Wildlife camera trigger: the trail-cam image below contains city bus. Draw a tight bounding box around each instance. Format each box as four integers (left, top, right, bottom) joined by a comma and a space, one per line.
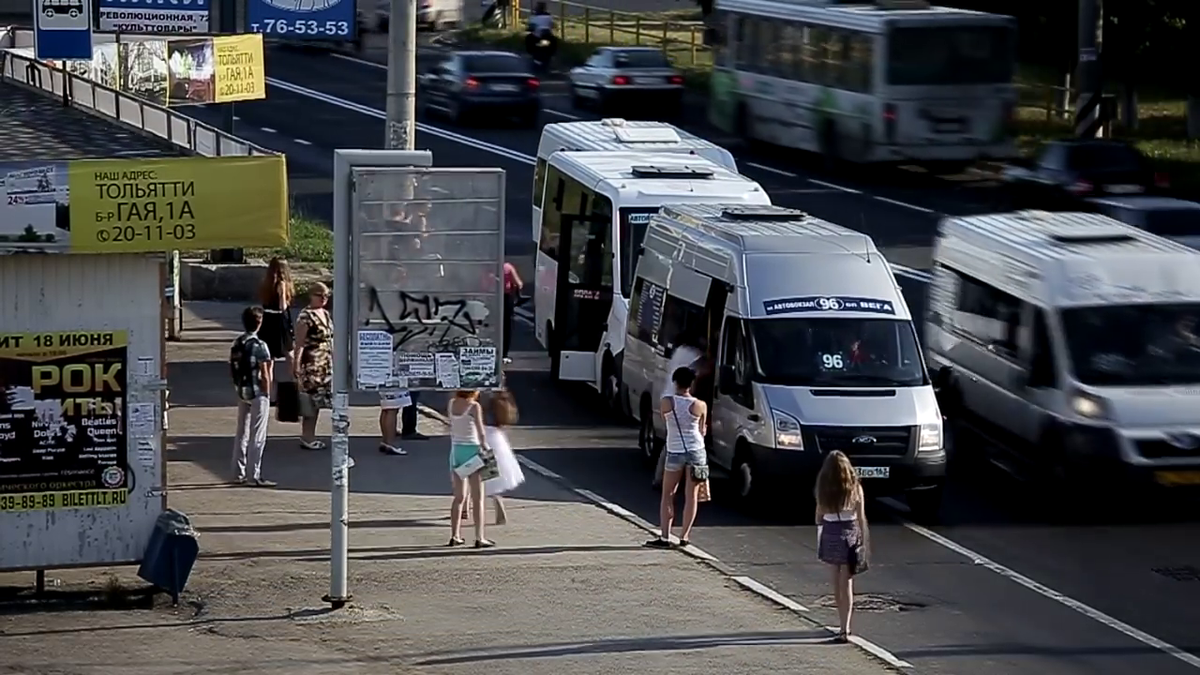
533, 150, 769, 413
707, 0, 1018, 170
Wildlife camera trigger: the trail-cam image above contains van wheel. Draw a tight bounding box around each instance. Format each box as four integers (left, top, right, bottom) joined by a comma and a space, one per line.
729, 445, 759, 509
907, 485, 944, 524
639, 397, 661, 465
820, 119, 840, 165
601, 354, 620, 414
547, 323, 561, 381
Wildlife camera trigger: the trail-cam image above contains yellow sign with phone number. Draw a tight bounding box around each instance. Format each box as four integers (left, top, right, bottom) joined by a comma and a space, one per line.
0, 490, 128, 513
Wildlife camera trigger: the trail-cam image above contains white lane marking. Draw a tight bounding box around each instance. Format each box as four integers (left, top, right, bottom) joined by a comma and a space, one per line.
294, 138, 313, 146
810, 178, 860, 193
731, 575, 810, 612
745, 161, 797, 178
266, 77, 538, 166
874, 195, 936, 214
545, 108, 581, 119
232, 115, 241, 121
330, 52, 386, 70
260, 127, 278, 133
893, 511, 1200, 670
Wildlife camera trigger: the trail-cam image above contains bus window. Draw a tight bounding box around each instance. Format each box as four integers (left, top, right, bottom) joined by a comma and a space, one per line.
886, 24, 1015, 86
822, 29, 845, 88
801, 25, 824, 84
846, 33, 873, 92
778, 23, 803, 81
539, 166, 567, 260
533, 158, 547, 211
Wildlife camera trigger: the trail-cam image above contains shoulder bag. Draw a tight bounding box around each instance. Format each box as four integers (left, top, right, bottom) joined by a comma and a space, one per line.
669, 397, 711, 502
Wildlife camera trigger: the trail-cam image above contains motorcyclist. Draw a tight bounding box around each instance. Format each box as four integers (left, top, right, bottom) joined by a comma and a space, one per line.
525, 2, 557, 65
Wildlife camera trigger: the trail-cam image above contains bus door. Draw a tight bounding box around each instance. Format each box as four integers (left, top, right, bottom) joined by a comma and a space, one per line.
552, 212, 613, 381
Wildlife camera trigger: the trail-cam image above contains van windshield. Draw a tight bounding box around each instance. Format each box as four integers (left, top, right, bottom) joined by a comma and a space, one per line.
1060, 303, 1200, 386
749, 317, 927, 387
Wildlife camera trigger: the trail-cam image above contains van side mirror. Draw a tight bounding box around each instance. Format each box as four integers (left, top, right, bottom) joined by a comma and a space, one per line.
931, 366, 952, 391
718, 365, 737, 395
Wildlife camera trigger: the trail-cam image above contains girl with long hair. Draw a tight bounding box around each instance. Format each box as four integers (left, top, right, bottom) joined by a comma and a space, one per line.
815, 451, 871, 642
257, 258, 294, 360
448, 390, 494, 548
481, 386, 524, 524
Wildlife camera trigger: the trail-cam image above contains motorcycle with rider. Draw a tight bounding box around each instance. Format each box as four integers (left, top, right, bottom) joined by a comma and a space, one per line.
525, 2, 557, 72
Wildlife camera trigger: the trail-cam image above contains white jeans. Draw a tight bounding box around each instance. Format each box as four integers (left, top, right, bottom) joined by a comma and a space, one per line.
234, 396, 270, 480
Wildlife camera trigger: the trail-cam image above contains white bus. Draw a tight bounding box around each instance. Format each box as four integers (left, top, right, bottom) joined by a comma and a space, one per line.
707, 0, 1018, 169
533, 150, 770, 412
532, 118, 738, 241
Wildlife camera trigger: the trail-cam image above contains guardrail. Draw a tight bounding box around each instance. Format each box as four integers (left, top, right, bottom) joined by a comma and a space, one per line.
0, 28, 278, 159
518, 0, 709, 67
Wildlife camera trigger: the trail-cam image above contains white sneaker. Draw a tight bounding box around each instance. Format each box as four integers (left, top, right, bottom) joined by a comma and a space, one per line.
502, 357, 513, 364
348, 456, 356, 469
378, 443, 407, 456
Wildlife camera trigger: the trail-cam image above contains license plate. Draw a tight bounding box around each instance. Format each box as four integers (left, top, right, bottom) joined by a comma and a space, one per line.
1107, 184, 1144, 194
490, 84, 519, 92
855, 466, 890, 479
634, 77, 663, 85
1155, 470, 1200, 487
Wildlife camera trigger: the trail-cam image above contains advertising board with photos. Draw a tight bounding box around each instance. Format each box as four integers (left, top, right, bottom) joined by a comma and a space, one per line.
0, 331, 129, 514
0, 155, 287, 254
352, 168, 506, 392
37, 33, 264, 106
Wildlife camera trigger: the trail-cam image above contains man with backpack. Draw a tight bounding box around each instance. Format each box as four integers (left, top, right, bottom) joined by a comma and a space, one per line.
231, 306, 277, 487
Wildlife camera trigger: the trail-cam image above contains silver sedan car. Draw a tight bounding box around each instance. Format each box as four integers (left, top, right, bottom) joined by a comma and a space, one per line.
568, 47, 685, 118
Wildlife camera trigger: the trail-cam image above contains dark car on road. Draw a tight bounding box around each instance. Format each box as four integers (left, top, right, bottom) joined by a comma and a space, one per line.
568, 47, 685, 117
1086, 195, 1200, 250
418, 51, 541, 127
1000, 139, 1170, 209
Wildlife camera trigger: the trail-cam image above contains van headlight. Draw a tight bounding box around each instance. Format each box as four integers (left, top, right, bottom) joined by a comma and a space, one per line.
773, 411, 804, 450
917, 421, 943, 454
1070, 390, 1110, 421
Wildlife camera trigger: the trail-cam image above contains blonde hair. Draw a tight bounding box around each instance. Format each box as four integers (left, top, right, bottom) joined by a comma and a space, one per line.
259, 258, 293, 308
308, 282, 329, 303
454, 390, 479, 400
489, 390, 518, 427
815, 451, 861, 513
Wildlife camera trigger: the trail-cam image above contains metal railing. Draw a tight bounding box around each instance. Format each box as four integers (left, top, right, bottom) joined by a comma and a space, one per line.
517, 1, 709, 66
0, 28, 278, 159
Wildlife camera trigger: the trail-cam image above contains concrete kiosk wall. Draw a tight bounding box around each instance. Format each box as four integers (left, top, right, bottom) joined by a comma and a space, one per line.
0, 253, 167, 571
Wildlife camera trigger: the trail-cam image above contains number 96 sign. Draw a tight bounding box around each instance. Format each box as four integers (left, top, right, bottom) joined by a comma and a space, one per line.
247, 0, 356, 40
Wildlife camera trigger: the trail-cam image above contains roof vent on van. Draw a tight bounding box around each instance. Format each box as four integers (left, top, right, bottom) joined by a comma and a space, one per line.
1049, 232, 1138, 245
600, 118, 628, 127
631, 165, 714, 179
613, 127, 682, 143
720, 205, 808, 220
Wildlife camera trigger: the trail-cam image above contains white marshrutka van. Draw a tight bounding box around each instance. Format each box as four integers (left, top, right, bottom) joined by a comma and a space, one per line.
533, 152, 770, 411
927, 210, 1200, 493
532, 118, 739, 242
624, 204, 947, 515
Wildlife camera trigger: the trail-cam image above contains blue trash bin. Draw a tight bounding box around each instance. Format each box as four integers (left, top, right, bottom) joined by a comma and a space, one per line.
137, 509, 199, 605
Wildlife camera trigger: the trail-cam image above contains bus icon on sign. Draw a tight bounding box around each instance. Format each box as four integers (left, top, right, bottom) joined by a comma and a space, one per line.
42, 0, 84, 19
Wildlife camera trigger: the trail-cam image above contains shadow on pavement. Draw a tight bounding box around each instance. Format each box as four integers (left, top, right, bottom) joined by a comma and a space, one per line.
411, 630, 834, 665
169, 434, 585, 503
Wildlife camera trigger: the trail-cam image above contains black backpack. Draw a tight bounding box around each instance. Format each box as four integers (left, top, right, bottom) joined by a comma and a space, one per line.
230, 335, 262, 391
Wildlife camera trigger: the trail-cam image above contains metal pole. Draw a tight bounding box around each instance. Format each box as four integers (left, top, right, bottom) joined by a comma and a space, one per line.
385, 0, 417, 150
1073, 0, 1103, 137
212, 0, 243, 263
326, 154, 353, 609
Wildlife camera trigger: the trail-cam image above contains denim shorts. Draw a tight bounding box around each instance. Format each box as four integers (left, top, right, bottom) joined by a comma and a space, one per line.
663, 449, 706, 473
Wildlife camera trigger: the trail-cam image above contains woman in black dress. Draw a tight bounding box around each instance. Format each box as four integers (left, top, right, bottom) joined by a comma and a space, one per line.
257, 258, 294, 360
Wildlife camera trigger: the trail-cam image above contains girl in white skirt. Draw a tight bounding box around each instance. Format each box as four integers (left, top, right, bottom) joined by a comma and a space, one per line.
483, 388, 524, 524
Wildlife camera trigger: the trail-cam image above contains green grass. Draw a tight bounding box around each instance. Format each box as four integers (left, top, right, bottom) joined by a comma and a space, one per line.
246, 216, 332, 265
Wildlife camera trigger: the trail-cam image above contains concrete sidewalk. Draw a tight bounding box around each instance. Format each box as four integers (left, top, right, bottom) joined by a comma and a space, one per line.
0, 303, 898, 675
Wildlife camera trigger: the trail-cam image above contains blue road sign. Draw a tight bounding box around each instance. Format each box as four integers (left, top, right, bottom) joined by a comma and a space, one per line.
247, 0, 356, 41
33, 0, 94, 60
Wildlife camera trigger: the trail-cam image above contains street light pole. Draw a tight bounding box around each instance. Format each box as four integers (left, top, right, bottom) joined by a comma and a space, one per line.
1074, 0, 1103, 138
385, 0, 417, 150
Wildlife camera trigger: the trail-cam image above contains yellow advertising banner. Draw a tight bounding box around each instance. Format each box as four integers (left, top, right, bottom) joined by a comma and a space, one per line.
62, 156, 288, 253
212, 35, 266, 103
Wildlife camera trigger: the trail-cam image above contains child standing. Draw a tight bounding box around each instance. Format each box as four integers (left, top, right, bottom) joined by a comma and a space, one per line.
483, 388, 524, 524
447, 390, 493, 548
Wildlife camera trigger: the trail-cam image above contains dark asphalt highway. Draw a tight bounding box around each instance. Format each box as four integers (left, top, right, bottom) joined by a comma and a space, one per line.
187, 45, 1200, 675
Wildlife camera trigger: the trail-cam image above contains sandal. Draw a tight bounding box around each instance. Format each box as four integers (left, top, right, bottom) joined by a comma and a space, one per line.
474, 539, 496, 549
447, 537, 464, 547
678, 539, 691, 548
643, 537, 673, 549
300, 440, 326, 451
